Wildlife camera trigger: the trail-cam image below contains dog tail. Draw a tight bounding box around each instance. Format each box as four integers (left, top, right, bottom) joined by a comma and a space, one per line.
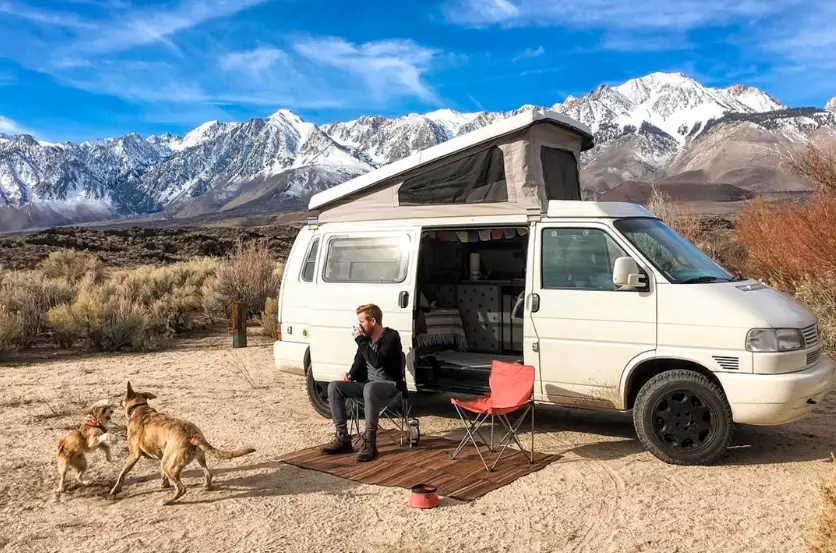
191, 436, 255, 460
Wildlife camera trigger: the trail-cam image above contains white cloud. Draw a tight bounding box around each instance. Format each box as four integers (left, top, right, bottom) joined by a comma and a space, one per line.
598, 34, 693, 53
291, 36, 442, 104
76, 0, 271, 55
512, 46, 544, 62
0, 1, 96, 29
219, 47, 289, 72
0, 1, 450, 124
443, 0, 794, 30
0, 115, 28, 135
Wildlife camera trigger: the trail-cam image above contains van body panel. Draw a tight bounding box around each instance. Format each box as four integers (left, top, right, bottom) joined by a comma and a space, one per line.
307, 226, 421, 387
274, 225, 315, 375
528, 221, 657, 407
273, 340, 306, 376
718, 355, 835, 424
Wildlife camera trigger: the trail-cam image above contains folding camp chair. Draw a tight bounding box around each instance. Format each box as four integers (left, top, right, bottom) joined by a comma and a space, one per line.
450, 360, 535, 472
347, 352, 414, 448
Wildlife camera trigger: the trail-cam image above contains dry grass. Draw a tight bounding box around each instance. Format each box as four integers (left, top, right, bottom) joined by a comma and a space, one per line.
736, 195, 836, 285
809, 462, 836, 553
0, 306, 24, 355
38, 250, 103, 285
260, 297, 279, 339
0, 271, 75, 348
214, 240, 283, 318
0, 243, 284, 353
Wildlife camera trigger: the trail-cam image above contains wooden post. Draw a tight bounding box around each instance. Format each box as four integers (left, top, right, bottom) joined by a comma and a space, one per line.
232, 301, 247, 348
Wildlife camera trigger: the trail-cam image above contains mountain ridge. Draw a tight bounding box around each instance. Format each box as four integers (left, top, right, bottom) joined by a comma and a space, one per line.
2, 71, 835, 233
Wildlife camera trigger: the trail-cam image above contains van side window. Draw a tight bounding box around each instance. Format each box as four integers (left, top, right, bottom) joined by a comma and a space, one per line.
398, 146, 507, 205
300, 238, 319, 282
323, 235, 409, 283
541, 147, 581, 201
541, 228, 627, 290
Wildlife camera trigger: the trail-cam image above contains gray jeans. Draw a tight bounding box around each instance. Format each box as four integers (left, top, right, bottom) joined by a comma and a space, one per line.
328, 380, 398, 436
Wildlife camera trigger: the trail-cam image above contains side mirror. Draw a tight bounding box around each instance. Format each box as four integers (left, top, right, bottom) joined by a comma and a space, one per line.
612, 257, 646, 290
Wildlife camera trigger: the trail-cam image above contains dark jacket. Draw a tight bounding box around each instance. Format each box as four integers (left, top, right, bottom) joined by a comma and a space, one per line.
349, 327, 404, 389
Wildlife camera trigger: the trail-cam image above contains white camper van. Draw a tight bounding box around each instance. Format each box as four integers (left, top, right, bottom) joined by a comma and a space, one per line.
273, 108, 834, 465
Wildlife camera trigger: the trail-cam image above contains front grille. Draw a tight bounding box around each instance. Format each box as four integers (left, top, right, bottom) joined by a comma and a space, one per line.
807, 348, 822, 366
802, 324, 819, 347
713, 356, 739, 371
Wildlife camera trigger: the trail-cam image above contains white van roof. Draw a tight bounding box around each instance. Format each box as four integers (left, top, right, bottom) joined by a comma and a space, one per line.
309, 108, 594, 211
546, 201, 656, 219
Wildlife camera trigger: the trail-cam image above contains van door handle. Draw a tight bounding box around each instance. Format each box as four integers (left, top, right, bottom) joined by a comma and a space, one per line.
530, 293, 540, 313
398, 291, 409, 308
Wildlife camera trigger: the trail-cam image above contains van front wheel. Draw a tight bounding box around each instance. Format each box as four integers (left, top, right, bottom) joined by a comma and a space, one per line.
306, 369, 332, 418
633, 370, 733, 465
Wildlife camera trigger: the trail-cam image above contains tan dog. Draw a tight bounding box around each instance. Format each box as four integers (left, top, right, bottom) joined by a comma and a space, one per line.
56, 400, 116, 493
109, 382, 256, 505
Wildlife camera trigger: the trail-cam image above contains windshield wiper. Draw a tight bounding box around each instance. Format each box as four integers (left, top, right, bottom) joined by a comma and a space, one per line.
680, 276, 729, 284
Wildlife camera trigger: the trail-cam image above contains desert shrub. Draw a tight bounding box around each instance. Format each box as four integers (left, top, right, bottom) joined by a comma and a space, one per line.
787, 142, 836, 196
213, 240, 282, 318
261, 297, 279, 339
0, 272, 74, 348
46, 282, 151, 351
736, 195, 836, 285
38, 250, 104, 285
0, 307, 24, 354
792, 276, 836, 354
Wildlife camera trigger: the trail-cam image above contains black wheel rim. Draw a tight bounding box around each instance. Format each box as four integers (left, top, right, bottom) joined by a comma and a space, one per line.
651, 390, 717, 452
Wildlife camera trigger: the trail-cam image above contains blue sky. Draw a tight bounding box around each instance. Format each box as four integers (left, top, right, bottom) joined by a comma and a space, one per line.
0, 0, 834, 142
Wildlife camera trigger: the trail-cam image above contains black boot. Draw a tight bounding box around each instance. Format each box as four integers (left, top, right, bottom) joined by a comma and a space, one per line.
322, 431, 353, 455
355, 430, 378, 462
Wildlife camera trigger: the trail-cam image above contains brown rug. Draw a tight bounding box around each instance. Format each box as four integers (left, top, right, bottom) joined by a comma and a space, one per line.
279, 430, 561, 501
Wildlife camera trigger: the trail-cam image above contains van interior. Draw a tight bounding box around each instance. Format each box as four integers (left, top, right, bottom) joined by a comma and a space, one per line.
413, 225, 528, 393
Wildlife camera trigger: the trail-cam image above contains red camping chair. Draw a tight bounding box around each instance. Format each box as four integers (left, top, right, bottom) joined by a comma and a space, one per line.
450, 360, 535, 472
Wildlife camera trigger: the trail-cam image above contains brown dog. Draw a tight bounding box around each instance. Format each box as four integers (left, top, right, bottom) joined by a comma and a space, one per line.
56, 400, 116, 493
109, 382, 256, 505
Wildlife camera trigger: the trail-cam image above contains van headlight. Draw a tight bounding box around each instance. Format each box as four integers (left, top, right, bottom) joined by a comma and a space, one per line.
746, 328, 805, 352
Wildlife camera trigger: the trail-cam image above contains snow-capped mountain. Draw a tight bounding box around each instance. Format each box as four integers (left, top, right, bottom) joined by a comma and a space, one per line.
554, 72, 784, 145
826, 97, 836, 112
1, 71, 834, 233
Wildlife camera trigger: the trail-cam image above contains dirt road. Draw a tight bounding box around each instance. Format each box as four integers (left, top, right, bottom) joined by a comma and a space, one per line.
1, 331, 834, 553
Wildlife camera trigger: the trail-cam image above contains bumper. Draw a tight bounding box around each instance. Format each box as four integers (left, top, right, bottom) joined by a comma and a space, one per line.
273, 340, 307, 376
717, 354, 836, 425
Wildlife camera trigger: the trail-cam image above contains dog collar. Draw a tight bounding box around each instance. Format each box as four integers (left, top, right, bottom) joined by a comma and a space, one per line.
84, 419, 103, 430
126, 402, 148, 418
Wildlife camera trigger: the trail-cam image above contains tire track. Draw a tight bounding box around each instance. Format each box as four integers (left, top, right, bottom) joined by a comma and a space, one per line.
543, 434, 625, 553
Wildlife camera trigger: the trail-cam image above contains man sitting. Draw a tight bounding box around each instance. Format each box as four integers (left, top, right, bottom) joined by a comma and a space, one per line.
322, 303, 404, 462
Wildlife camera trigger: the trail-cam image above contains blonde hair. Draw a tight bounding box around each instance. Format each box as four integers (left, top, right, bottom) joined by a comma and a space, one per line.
356, 303, 383, 325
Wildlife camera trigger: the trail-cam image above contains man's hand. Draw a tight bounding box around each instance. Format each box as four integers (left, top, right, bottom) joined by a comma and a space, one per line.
352, 325, 365, 339
342, 372, 351, 382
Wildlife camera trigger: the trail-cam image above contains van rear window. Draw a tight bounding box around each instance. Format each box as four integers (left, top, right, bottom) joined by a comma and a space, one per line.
300, 238, 319, 282
323, 235, 409, 283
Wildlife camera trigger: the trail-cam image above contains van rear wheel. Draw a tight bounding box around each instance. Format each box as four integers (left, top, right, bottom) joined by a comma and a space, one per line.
306, 369, 332, 418
633, 370, 733, 465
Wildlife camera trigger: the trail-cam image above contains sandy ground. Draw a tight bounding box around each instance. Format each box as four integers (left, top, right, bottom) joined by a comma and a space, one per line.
1, 330, 835, 553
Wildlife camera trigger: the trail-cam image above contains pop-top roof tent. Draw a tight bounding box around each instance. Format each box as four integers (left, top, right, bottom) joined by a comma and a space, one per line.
308, 108, 595, 223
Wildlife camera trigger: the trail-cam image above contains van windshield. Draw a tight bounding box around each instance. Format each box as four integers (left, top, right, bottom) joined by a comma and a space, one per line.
613, 218, 733, 284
